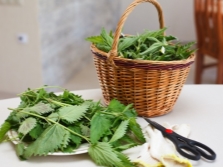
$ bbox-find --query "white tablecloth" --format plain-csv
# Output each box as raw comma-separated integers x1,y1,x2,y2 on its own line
0,85,222,166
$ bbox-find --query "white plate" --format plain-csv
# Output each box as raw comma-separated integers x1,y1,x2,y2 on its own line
7,130,89,155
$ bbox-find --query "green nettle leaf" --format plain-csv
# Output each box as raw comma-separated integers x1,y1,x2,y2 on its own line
108,99,126,113
109,30,113,38
139,28,165,42
121,104,133,113
6,111,20,125
118,36,138,51
165,35,177,41
62,146,76,153
109,120,129,143
24,102,54,115
85,36,104,44
139,42,163,55
16,112,29,119
16,143,26,160
68,126,82,147
0,121,11,143
47,112,59,122
96,44,111,53
18,117,37,135
60,130,70,150
114,150,135,167
149,28,166,38
23,124,66,158
34,88,47,103
58,103,89,123
88,142,125,167
101,27,113,47
29,124,44,139
80,124,90,137
114,143,138,152
90,113,111,144
112,134,138,149
128,118,146,143
146,37,161,43
123,107,137,118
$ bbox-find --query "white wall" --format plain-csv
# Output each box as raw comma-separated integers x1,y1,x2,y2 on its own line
0,0,43,94
0,0,120,95
120,0,196,42
38,0,120,86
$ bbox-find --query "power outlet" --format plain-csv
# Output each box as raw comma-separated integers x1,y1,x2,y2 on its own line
17,33,29,44
0,0,23,5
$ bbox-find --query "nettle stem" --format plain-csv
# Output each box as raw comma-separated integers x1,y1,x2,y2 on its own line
99,111,120,117
44,98,71,107
20,111,90,143
18,86,66,96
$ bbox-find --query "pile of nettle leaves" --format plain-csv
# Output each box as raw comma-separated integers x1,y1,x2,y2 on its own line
0,86,145,167
86,28,195,61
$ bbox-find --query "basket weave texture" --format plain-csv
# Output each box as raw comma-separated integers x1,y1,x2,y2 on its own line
91,0,195,117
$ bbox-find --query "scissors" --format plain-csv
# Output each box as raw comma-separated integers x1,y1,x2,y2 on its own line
143,118,216,161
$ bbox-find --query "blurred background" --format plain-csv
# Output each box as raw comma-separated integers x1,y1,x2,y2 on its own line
0,0,217,99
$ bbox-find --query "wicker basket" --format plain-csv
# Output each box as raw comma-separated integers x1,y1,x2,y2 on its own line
91,0,195,117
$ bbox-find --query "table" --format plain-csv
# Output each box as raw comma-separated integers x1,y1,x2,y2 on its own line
0,85,222,166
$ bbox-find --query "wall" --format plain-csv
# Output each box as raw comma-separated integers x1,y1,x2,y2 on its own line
121,0,196,42
38,0,120,86
0,0,43,94
0,0,120,95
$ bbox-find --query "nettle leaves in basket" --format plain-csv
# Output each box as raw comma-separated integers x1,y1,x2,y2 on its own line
86,28,196,61
0,86,145,167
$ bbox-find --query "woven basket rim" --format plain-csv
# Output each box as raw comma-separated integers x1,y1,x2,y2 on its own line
91,44,195,65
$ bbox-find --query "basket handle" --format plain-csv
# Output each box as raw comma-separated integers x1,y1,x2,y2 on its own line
108,0,164,62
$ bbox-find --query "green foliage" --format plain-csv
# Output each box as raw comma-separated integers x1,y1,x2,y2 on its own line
90,112,112,144
24,102,54,115
85,36,104,44
107,99,137,118
86,28,196,61
86,28,113,53
18,117,37,135
80,124,90,137
24,124,67,158
109,120,129,143
47,113,59,122
0,86,145,167
0,121,11,143
88,142,124,167
58,104,89,123
60,130,70,151
29,124,44,139
128,118,146,143
114,150,135,167
68,126,82,148
6,111,19,126
100,28,113,47
118,36,139,51
16,143,26,160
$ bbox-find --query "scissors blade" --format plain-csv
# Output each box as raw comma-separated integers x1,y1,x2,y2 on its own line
143,117,166,132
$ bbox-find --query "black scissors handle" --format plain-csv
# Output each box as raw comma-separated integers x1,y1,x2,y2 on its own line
175,142,201,160
188,140,216,160
164,131,216,160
